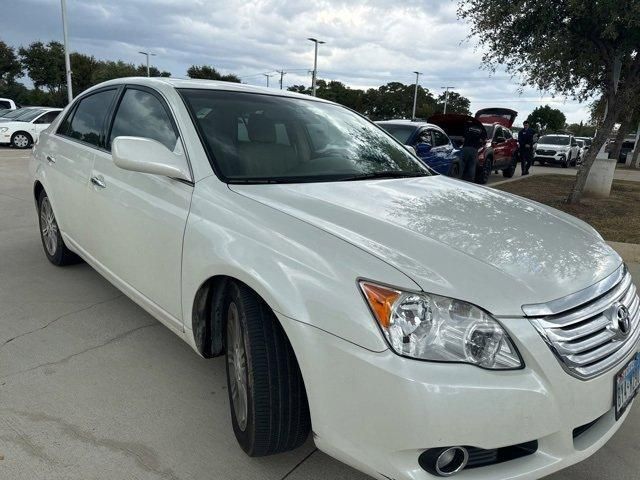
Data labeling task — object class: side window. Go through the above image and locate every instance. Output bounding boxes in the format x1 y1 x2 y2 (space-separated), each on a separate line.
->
431 129 449 147
0 100 10 109
34 111 60 124
62 89 117 147
416 129 432 145
109 88 178 151
503 129 512 139
494 126 504 140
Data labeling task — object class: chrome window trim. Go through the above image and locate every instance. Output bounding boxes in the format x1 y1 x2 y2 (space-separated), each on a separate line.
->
522 264 626 316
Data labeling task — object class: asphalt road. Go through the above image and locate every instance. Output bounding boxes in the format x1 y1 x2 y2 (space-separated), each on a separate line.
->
1 146 638 480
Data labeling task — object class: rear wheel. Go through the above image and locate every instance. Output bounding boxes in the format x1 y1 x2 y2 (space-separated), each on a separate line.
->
562 154 570 168
448 161 462 179
37 190 81 266
475 157 493 184
11 132 32 149
224 282 310 456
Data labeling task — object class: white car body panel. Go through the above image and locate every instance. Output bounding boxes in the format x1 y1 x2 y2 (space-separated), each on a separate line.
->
0 108 61 146
30 78 638 480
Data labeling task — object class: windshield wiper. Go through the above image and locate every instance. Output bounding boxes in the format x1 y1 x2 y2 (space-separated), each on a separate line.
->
337 171 428 181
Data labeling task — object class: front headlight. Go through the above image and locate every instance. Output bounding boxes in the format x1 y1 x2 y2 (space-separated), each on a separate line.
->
360 281 523 370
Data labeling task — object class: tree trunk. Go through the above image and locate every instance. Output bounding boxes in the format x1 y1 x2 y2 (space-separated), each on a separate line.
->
608 117 632 161
566 112 616 203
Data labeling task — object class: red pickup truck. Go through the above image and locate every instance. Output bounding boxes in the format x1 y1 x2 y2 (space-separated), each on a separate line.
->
430 108 519 184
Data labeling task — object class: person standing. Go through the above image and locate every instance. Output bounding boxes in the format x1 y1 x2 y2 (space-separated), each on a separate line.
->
460 123 482 182
518 121 535 175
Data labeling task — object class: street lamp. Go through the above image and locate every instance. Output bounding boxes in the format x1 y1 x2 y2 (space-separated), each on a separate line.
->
138 51 156 77
441 86 455 114
263 73 274 87
60 0 73 103
412 71 422 121
308 38 325 96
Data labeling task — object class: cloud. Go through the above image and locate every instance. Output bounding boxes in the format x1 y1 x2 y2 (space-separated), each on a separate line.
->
2 0 594 124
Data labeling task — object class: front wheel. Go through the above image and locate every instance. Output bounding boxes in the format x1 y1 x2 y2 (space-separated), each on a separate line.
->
224 282 310 457
11 132 32 149
37 191 80 266
562 155 570 168
448 161 462 179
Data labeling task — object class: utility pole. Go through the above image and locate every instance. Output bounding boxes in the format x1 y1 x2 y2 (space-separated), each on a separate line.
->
276 69 286 90
308 38 325 96
138 51 156 77
263 73 274 87
441 86 455 114
60 0 73 103
412 71 422 121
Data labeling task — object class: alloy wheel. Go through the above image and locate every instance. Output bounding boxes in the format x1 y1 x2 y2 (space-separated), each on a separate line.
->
227 302 248 431
40 197 58 256
13 134 29 148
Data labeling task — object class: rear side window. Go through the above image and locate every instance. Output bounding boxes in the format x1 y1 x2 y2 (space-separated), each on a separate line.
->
0 100 10 109
109 88 178 150
35 111 60 124
431 129 449 146
62 89 117 147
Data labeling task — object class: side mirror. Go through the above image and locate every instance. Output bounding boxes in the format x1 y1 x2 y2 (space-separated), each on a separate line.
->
405 145 417 155
112 136 191 181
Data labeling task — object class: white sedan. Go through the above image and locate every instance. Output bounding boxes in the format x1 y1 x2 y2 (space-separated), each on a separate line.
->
31 78 639 480
1 108 62 148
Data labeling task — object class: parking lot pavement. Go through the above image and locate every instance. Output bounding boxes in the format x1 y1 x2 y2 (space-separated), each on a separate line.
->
1 145 639 480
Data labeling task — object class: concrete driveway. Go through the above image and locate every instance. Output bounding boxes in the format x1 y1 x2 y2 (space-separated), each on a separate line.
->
1 146 639 480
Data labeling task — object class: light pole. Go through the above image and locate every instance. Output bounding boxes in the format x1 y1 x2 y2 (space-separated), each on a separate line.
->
276 69 286 90
138 51 156 77
263 73 274 87
412 71 422 121
60 0 73 103
308 38 325 96
441 86 455 114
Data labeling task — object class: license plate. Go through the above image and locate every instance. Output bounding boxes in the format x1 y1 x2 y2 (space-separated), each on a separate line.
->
614 352 640 420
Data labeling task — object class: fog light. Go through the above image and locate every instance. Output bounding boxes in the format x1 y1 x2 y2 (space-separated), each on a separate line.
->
419 446 469 477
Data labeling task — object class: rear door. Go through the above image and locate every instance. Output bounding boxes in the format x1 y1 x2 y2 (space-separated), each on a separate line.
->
85 85 193 329
45 88 118 246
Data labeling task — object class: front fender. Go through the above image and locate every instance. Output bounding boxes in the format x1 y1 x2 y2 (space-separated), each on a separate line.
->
181 176 419 353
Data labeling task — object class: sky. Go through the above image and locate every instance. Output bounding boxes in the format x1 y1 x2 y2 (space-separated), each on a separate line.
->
2 0 594 125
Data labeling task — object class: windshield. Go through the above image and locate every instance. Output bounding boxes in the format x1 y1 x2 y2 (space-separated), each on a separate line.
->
1 108 38 120
377 124 416 144
539 135 570 146
576 140 584 147
180 89 430 183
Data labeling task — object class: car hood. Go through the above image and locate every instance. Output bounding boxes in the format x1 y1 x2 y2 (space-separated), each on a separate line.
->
230 176 621 316
537 143 570 150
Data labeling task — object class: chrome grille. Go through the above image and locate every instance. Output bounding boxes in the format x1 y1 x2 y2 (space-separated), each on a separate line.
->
531 269 640 379
536 149 556 156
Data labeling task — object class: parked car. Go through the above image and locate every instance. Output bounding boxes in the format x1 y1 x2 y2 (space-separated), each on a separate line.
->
429 108 519 183
619 136 636 163
376 120 462 177
0 108 62 148
576 136 593 149
0 98 18 111
0 106 44 122
32 78 639 480
534 134 579 167
575 138 588 163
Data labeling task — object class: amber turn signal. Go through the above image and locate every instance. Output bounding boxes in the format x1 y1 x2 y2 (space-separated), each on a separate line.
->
359 281 401 328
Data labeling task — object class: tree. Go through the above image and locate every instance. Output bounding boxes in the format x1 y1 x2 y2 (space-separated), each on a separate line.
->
435 91 471 115
187 65 240 83
70 52 100 95
0 41 23 88
458 0 640 203
91 60 170 85
526 105 566 133
567 121 596 138
18 41 66 104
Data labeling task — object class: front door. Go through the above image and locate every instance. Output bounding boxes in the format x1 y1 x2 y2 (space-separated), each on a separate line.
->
85 86 193 329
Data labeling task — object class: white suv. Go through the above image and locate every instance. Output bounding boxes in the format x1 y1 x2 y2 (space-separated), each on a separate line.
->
31 78 639 480
534 134 580 167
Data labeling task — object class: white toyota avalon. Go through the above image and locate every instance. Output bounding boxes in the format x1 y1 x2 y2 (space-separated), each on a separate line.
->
30 78 639 480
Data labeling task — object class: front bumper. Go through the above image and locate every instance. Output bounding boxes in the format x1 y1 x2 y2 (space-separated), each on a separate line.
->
534 151 569 165
279 313 638 480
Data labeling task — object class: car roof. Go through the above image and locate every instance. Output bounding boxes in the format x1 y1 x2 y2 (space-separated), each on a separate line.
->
375 119 444 131
80 77 334 104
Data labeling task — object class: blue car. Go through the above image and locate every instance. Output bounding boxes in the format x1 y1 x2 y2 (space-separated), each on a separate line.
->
376 120 462 177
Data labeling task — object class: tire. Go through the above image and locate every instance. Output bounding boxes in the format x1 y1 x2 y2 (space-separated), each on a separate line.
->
37 190 81 266
11 131 32 149
475 157 493 184
224 281 310 457
562 154 570 168
502 154 517 178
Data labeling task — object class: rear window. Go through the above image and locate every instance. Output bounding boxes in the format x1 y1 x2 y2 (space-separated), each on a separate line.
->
61 89 117 147
377 124 416 144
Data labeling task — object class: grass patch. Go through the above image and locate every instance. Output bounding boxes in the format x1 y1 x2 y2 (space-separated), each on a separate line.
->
493 174 640 244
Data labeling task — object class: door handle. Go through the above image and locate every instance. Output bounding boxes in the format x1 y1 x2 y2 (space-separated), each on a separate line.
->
46 155 56 164
90 176 106 189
